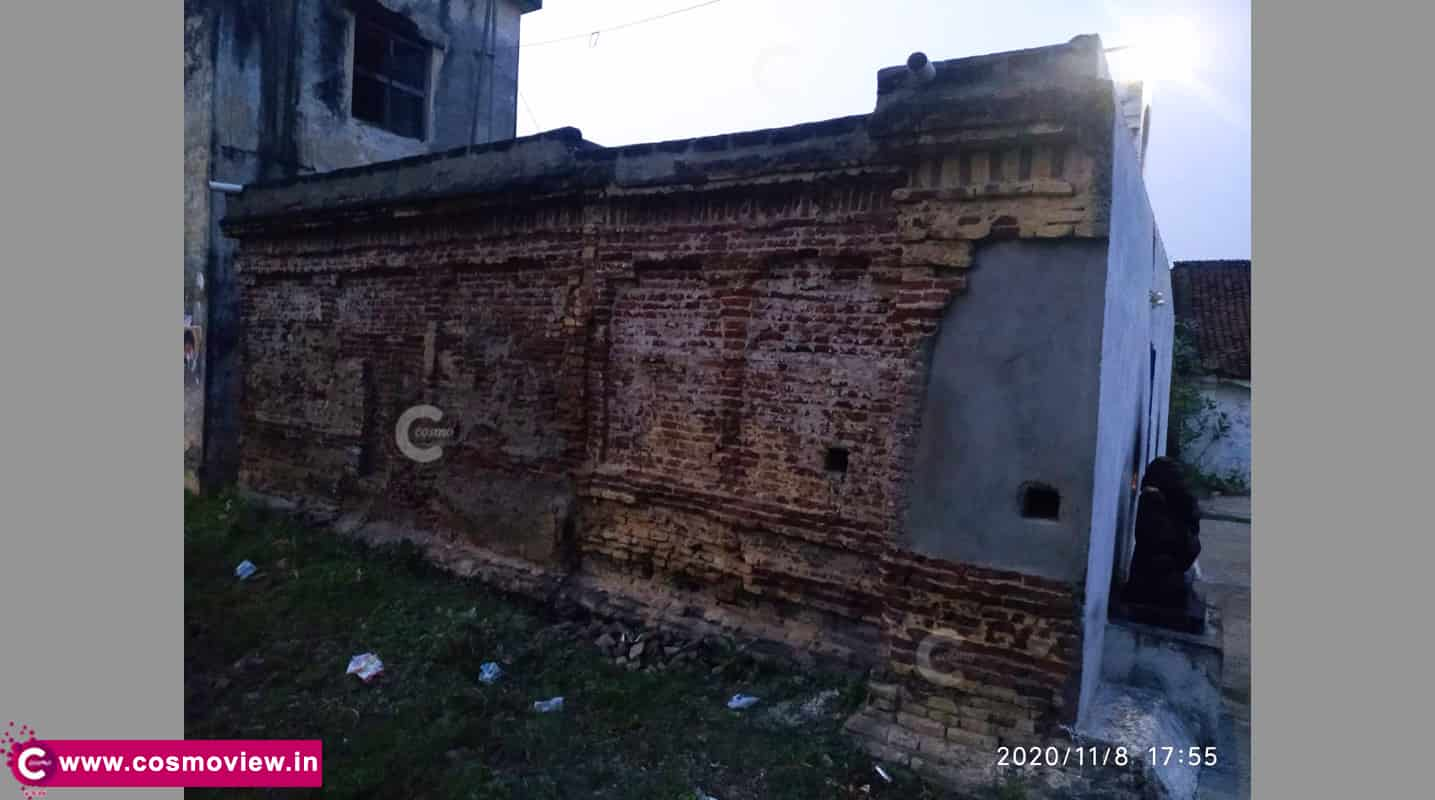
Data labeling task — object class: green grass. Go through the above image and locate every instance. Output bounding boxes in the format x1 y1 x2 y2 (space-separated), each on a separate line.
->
185 490 959 800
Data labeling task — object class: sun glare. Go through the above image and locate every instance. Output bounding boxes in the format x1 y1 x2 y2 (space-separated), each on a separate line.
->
1107 16 1201 88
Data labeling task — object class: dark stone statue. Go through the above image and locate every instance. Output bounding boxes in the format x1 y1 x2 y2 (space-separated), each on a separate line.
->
1120 457 1205 631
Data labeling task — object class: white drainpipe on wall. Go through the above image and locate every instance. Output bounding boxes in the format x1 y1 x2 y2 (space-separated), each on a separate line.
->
208 181 244 194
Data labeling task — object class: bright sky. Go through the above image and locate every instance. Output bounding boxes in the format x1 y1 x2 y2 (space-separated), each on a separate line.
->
513 0 1250 262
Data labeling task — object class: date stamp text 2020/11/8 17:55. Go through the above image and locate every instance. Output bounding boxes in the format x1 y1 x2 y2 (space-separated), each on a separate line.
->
996 745 1219 769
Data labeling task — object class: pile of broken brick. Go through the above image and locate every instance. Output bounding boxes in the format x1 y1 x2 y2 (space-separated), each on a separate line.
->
589 621 721 673
534 615 749 675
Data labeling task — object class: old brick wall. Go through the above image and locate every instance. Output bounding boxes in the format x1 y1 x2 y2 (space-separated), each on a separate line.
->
235 170 949 664
233 154 1095 757
225 36 1147 793
843 552 1086 787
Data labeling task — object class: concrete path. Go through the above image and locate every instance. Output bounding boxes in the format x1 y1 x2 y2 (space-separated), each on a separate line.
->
1194 496 1251 799
1201 495 1252 524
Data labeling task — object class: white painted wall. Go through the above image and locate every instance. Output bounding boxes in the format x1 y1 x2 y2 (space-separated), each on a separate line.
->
1077 92 1175 729
1186 379 1251 488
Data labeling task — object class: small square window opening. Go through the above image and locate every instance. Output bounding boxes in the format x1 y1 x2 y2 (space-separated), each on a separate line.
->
1021 484 1060 520
825 447 850 474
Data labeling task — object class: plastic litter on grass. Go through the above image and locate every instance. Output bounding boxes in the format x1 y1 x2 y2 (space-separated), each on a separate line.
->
726 694 759 710
346 653 384 682
478 662 502 684
533 697 565 713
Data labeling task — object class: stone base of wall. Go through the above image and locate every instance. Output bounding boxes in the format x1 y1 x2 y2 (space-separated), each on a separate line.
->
240 486 885 673
237 486 1127 798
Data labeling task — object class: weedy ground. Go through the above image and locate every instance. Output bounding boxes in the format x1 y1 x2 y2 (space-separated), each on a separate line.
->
185 490 1002 800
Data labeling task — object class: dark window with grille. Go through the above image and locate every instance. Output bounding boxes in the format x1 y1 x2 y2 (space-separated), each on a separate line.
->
351 19 429 140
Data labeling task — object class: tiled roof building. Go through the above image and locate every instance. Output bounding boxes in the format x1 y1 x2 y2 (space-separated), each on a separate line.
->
1172 260 1251 381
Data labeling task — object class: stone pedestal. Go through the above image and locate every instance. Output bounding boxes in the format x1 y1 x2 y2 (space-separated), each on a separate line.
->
1099 607 1224 744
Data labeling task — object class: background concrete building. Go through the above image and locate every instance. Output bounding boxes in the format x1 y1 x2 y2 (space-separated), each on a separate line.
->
217 36 1210 796
184 0 542 492
1171 259 1252 490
